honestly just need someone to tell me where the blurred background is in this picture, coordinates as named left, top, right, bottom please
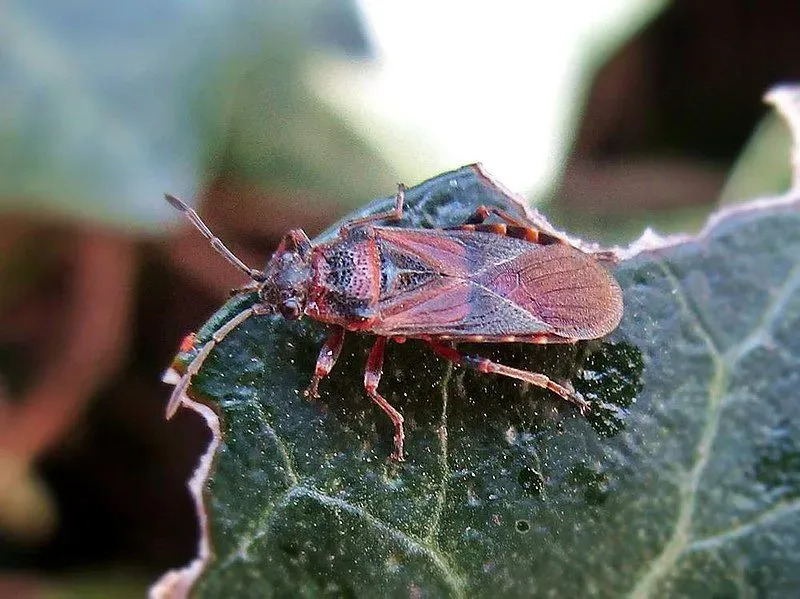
left=0, top=0, right=797, bottom=596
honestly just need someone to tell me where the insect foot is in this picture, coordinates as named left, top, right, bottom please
left=303, top=380, right=321, bottom=400
left=571, top=392, right=591, bottom=415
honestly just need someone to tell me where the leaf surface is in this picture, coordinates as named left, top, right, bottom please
left=161, top=161, right=800, bottom=598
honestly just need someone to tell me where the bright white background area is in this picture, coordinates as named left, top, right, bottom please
left=314, top=0, right=664, bottom=197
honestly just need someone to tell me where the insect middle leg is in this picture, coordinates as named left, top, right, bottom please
left=364, top=336, right=405, bottom=461
left=304, top=326, right=345, bottom=399
left=461, top=205, right=537, bottom=228
left=426, top=341, right=590, bottom=414
left=341, top=183, right=405, bottom=232
left=166, top=305, right=269, bottom=419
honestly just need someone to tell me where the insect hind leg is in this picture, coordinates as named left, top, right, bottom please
left=450, top=205, right=569, bottom=246
left=426, top=341, right=590, bottom=414
left=165, top=306, right=266, bottom=419
left=452, top=205, right=619, bottom=262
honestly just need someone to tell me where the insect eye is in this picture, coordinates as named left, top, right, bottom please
left=280, top=299, right=301, bottom=320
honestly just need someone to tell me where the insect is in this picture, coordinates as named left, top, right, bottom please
left=165, top=173, right=623, bottom=461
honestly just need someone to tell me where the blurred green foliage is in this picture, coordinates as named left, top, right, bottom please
left=719, top=112, right=794, bottom=205
left=0, top=0, right=395, bottom=231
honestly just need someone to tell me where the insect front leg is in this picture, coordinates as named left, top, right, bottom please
left=304, top=326, right=345, bottom=399
left=363, top=336, right=405, bottom=461
left=426, top=341, right=591, bottom=414
left=228, top=281, right=260, bottom=297
left=165, top=305, right=268, bottom=419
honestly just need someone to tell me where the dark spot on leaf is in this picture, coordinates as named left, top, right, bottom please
left=515, top=520, right=530, bottom=534
left=755, top=421, right=800, bottom=499
left=279, top=542, right=301, bottom=558
left=577, top=341, right=644, bottom=437
left=568, top=463, right=611, bottom=506
left=517, top=466, right=545, bottom=497
left=631, top=271, right=650, bottom=286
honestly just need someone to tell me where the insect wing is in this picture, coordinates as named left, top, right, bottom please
left=475, top=242, right=623, bottom=339
left=371, top=228, right=622, bottom=340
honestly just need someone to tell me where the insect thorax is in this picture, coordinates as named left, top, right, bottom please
left=307, top=228, right=438, bottom=325
left=376, top=240, right=437, bottom=298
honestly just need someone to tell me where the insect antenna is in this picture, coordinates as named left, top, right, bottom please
left=165, top=193, right=265, bottom=281
left=166, top=305, right=266, bottom=418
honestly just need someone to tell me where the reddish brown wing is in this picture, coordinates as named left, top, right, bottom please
left=370, top=227, right=622, bottom=340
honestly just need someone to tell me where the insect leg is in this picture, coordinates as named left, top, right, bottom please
left=304, top=326, right=346, bottom=399
left=228, top=281, right=260, bottom=297
left=165, top=306, right=266, bottom=419
left=450, top=205, right=571, bottom=246
left=460, top=204, right=562, bottom=230
left=460, top=205, right=527, bottom=227
left=363, top=336, right=405, bottom=461
left=341, top=183, right=405, bottom=231
left=586, top=250, right=619, bottom=264
left=427, top=341, right=590, bottom=414
left=453, top=205, right=618, bottom=261
left=164, top=193, right=265, bottom=281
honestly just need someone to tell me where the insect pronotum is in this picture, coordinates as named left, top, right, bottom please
left=165, top=172, right=623, bottom=460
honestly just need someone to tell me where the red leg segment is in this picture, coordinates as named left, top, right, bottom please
left=461, top=205, right=529, bottom=228
left=364, top=336, right=406, bottom=461
left=450, top=204, right=570, bottom=246
left=305, top=327, right=345, bottom=399
left=427, top=341, right=590, bottom=414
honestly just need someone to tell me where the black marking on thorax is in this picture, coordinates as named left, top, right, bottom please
left=313, top=234, right=380, bottom=321
left=377, top=240, right=438, bottom=298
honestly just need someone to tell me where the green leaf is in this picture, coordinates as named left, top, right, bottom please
left=161, top=162, right=800, bottom=597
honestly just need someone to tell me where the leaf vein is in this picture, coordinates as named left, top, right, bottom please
left=725, top=260, right=800, bottom=365
left=219, top=482, right=467, bottom=596
left=292, top=486, right=467, bottom=597
left=425, top=364, right=454, bottom=544
left=630, top=255, right=800, bottom=596
left=251, top=400, right=301, bottom=486
left=629, top=260, right=727, bottom=598
left=687, top=498, right=800, bottom=554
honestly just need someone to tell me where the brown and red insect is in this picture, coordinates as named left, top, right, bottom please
left=165, top=176, right=623, bottom=461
